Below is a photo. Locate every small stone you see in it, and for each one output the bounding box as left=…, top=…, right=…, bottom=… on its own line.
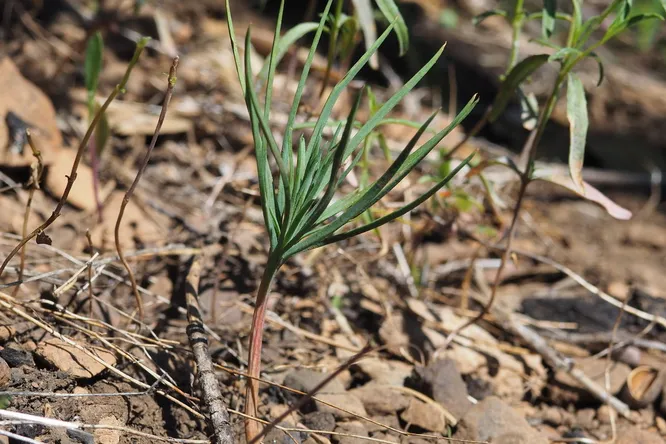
left=414, top=359, right=472, bottom=420
left=264, top=423, right=304, bottom=444
left=0, top=346, right=34, bottom=367
left=455, top=397, right=549, bottom=444
left=315, top=393, right=367, bottom=420
left=302, top=411, right=335, bottom=431
left=540, top=406, right=564, bottom=426
left=0, top=326, right=15, bottom=343
left=400, top=399, right=447, bottom=433
left=616, top=426, right=664, bottom=444
left=36, top=338, right=116, bottom=378
left=554, top=358, right=630, bottom=396
left=334, top=421, right=368, bottom=444
left=0, top=357, right=10, bottom=387
left=67, top=429, right=94, bottom=444
left=349, top=383, right=410, bottom=415
left=93, top=416, right=123, bottom=444
left=283, top=368, right=346, bottom=395
left=354, top=358, right=412, bottom=386
left=575, top=408, right=597, bottom=430
left=597, top=405, right=613, bottom=425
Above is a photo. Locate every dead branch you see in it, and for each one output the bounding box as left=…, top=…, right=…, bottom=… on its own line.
left=494, top=310, right=632, bottom=419
left=185, top=257, right=234, bottom=444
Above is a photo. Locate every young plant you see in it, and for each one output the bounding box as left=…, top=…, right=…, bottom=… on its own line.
left=453, top=0, right=663, bottom=206
left=84, top=31, right=110, bottom=221
left=444, top=0, right=655, bottom=340
left=225, top=0, right=477, bottom=440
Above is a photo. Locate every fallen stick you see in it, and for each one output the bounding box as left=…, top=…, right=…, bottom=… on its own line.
left=185, top=257, right=234, bottom=444
left=493, top=310, right=632, bottom=419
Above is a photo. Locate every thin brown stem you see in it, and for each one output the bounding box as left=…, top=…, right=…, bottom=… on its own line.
left=11, top=131, right=44, bottom=298
left=0, top=38, right=149, bottom=278
left=85, top=230, right=95, bottom=317
left=114, top=56, right=179, bottom=320
left=445, top=177, right=528, bottom=345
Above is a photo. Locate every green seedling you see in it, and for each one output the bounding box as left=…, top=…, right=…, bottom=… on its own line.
left=225, top=0, right=477, bottom=440
left=84, top=31, right=110, bottom=221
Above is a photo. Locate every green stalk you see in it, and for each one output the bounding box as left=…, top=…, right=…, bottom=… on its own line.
left=507, top=0, right=526, bottom=71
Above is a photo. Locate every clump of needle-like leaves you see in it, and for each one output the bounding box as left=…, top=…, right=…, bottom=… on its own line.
left=225, top=0, right=478, bottom=440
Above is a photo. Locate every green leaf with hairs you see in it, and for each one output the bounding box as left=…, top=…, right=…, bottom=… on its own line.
left=566, top=73, right=588, bottom=193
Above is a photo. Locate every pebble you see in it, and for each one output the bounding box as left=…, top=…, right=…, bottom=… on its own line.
left=349, top=383, right=410, bottom=415
left=0, top=345, right=34, bottom=367
left=315, top=392, right=367, bottom=420
left=283, top=368, right=346, bottom=395
left=400, top=398, right=447, bottom=433
left=454, top=396, right=549, bottom=444
left=36, top=338, right=116, bottom=378
left=415, top=358, right=472, bottom=420
left=0, top=357, right=10, bottom=387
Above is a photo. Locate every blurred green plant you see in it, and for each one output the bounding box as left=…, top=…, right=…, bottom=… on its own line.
left=225, top=0, right=477, bottom=441
left=451, top=0, right=662, bottom=216
left=84, top=31, right=110, bottom=221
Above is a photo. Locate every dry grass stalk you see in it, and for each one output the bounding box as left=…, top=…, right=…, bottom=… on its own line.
left=115, top=56, right=179, bottom=320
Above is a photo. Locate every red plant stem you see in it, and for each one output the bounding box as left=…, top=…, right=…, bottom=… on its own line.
left=244, top=264, right=277, bottom=442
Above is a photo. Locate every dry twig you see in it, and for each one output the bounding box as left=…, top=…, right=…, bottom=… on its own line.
left=185, top=257, right=233, bottom=444
left=115, top=56, right=179, bottom=319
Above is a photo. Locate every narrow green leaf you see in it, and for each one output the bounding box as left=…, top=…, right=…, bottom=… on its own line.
left=566, top=73, right=588, bottom=193
left=305, top=22, right=398, bottom=155
left=290, top=111, right=441, bottom=254
left=375, top=0, right=409, bottom=55
left=574, top=16, right=602, bottom=48
left=293, top=153, right=475, bottom=255
left=548, top=47, right=581, bottom=62
left=351, top=0, right=379, bottom=69
left=225, top=0, right=247, bottom=93
left=346, top=45, right=446, bottom=157
left=473, top=9, right=507, bottom=25
left=489, top=54, right=549, bottom=122
left=84, top=32, right=104, bottom=107
left=292, top=90, right=365, bottom=242
left=263, top=0, right=284, bottom=119
left=542, top=0, right=557, bottom=38
left=257, top=22, right=320, bottom=83
left=283, top=0, right=334, bottom=157
left=337, top=15, right=359, bottom=60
